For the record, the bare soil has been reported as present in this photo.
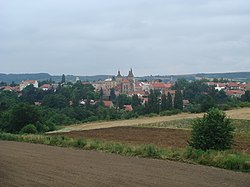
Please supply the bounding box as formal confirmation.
[50,107,250,133]
[56,127,250,154]
[1,141,249,187]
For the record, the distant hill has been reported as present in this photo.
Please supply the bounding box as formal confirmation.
[139,72,250,82]
[195,72,250,81]
[1,72,250,84]
[0,73,52,84]
[0,73,111,84]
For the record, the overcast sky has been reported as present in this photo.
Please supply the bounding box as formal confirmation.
[0,0,250,76]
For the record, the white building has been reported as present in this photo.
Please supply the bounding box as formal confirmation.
[19,80,39,91]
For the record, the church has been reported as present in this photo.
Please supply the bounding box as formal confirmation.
[115,69,135,93]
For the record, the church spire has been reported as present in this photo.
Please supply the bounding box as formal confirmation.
[128,68,134,77]
[117,70,122,77]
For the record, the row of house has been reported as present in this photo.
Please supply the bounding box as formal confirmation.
[206,81,250,98]
[0,80,56,92]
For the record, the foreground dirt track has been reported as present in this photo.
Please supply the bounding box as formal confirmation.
[1,141,249,187]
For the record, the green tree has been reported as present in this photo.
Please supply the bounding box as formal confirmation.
[216,90,228,103]
[61,74,66,83]
[42,94,68,109]
[241,90,250,102]
[7,104,41,133]
[109,88,116,101]
[189,108,234,150]
[99,88,104,102]
[173,78,189,90]
[0,81,7,87]
[166,93,172,110]
[161,94,167,111]
[146,89,160,114]
[20,124,38,134]
[131,94,141,108]
[116,94,131,109]
[200,95,216,112]
[174,89,183,110]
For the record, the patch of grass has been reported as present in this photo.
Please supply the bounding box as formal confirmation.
[0,132,249,173]
[231,119,250,135]
[136,119,194,129]
[136,119,250,136]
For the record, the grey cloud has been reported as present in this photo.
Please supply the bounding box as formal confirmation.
[0,0,250,76]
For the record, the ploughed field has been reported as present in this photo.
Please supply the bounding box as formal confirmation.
[55,126,250,154]
[1,141,250,187]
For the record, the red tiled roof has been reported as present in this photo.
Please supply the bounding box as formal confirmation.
[128,91,146,96]
[151,83,172,89]
[103,101,113,108]
[217,83,226,87]
[40,84,51,88]
[122,79,130,83]
[228,82,239,87]
[22,80,37,84]
[206,82,217,86]
[164,90,176,95]
[225,90,245,96]
[3,86,13,91]
[124,105,133,112]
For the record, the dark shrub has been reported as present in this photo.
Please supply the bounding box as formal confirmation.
[189,108,234,151]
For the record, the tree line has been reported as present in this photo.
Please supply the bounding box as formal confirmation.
[0,78,250,134]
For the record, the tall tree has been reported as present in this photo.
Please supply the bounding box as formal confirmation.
[241,90,250,102]
[116,94,131,109]
[147,89,160,113]
[99,88,104,102]
[174,89,183,110]
[166,93,173,110]
[131,94,141,108]
[161,94,167,111]
[109,88,116,101]
[6,103,41,133]
[61,74,66,83]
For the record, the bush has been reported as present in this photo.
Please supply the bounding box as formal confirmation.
[186,104,201,113]
[189,108,235,151]
[73,139,87,148]
[159,109,181,116]
[20,124,38,134]
[146,113,158,117]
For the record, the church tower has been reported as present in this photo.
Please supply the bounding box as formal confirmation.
[127,68,135,92]
[116,70,123,84]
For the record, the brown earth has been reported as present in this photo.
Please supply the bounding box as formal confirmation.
[56,127,250,154]
[1,141,249,187]
[50,107,250,133]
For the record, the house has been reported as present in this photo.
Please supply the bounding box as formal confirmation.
[215,83,226,91]
[227,82,240,90]
[151,82,172,91]
[40,84,52,91]
[142,98,149,105]
[124,105,133,112]
[140,82,151,92]
[225,90,245,98]
[20,80,38,91]
[243,82,250,91]
[128,91,147,97]
[103,101,114,108]
[1,86,20,92]
[183,100,190,108]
